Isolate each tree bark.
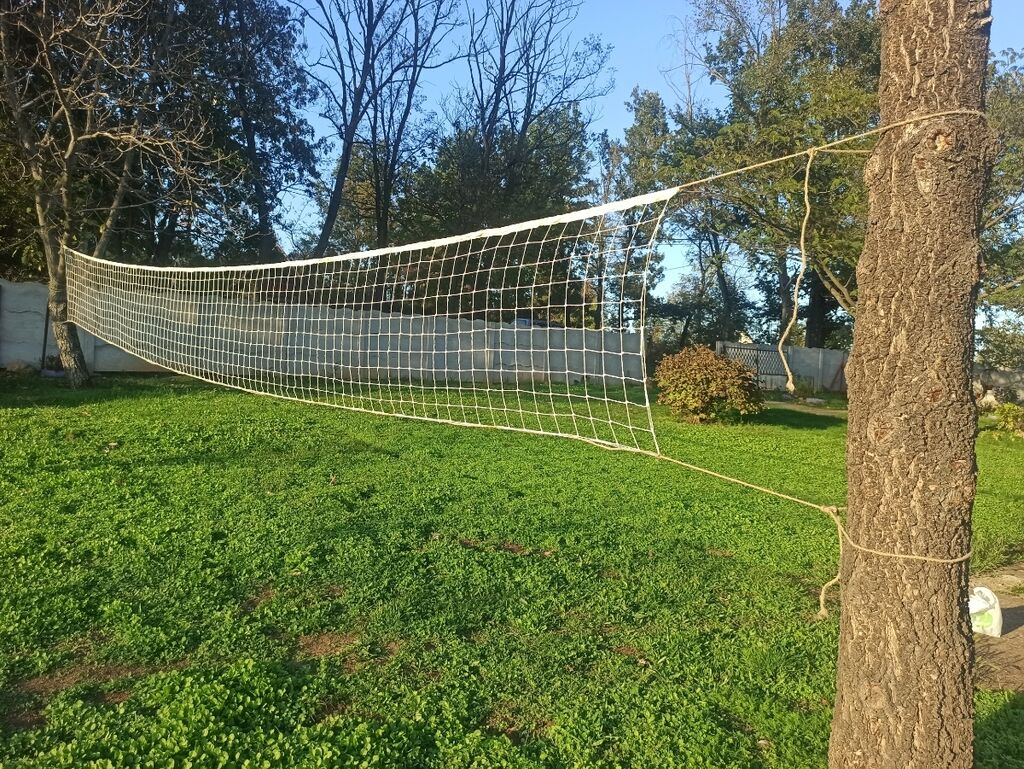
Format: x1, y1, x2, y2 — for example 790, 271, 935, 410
715, 261, 737, 341
34, 193, 90, 387
240, 105, 278, 263
38, 223, 89, 386
804, 272, 828, 349
775, 249, 792, 342
154, 209, 179, 265
828, 2, 994, 768
48, 270, 89, 387
312, 115, 362, 259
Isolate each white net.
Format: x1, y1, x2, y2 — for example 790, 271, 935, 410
66, 188, 674, 452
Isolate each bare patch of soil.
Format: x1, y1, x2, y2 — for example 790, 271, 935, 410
296, 631, 359, 659
6, 658, 187, 730
1, 708, 45, 732
18, 663, 163, 697
613, 644, 652, 667
241, 585, 276, 613
93, 689, 132, 706
485, 703, 525, 743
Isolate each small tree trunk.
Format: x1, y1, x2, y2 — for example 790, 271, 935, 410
48, 272, 89, 387
715, 261, 736, 340
374, 175, 393, 249
35, 194, 90, 386
312, 125, 360, 259
804, 273, 828, 349
154, 209, 179, 265
775, 250, 792, 342
828, 2, 994, 768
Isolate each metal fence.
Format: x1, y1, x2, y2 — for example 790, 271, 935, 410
717, 343, 788, 378
716, 341, 849, 393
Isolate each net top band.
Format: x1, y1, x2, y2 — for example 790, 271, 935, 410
64, 186, 679, 274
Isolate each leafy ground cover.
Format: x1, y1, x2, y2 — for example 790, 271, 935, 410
1, 374, 1022, 768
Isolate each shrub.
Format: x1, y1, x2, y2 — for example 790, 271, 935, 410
995, 403, 1024, 435
654, 345, 765, 422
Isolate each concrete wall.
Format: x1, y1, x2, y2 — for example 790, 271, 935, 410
0, 279, 164, 372
717, 340, 1024, 399
976, 366, 1024, 401
2, 279, 643, 386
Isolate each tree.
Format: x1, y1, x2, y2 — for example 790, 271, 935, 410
979, 51, 1024, 314
0, 0, 215, 385
0, 143, 41, 280
977, 317, 1024, 369
452, 0, 609, 228
196, 0, 317, 263
677, 0, 878, 340
397, 104, 594, 322
407, 106, 594, 240
607, 89, 672, 328
828, 2, 994, 767
301, 0, 430, 259
363, 0, 458, 248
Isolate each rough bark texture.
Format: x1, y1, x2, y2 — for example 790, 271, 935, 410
35, 202, 90, 387
41, 224, 89, 386
48, 273, 89, 388
828, 2, 994, 768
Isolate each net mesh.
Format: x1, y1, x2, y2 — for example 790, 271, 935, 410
66, 189, 674, 452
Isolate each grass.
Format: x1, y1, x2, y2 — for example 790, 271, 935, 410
0, 374, 1022, 768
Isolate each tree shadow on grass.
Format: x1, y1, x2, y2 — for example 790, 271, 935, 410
747, 406, 847, 431
975, 691, 1024, 768
0, 373, 211, 410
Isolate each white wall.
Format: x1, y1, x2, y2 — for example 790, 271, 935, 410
976, 366, 1024, 401
717, 340, 1024, 398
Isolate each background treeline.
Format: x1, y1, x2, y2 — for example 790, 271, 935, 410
2, 0, 1022, 383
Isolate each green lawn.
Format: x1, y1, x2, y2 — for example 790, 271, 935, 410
1, 375, 1022, 768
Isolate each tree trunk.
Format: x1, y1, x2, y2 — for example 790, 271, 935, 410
40, 229, 89, 386
715, 261, 736, 340
240, 107, 278, 263
311, 119, 361, 259
48, 271, 89, 387
828, 2, 993, 768
775, 249, 792, 342
375, 174, 393, 249
804, 272, 828, 349
34, 193, 89, 386
154, 209, 179, 265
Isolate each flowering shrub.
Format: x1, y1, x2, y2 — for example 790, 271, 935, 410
995, 403, 1024, 435
654, 345, 764, 422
